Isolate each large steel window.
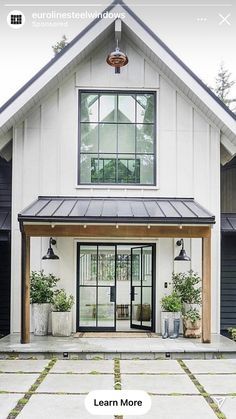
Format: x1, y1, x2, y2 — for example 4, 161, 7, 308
78, 91, 156, 185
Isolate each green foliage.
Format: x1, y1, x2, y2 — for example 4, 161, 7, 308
30, 270, 59, 304
228, 327, 236, 341
161, 292, 182, 312
214, 62, 236, 109
172, 270, 202, 304
52, 35, 68, 56
52, 289, 74, 312
184, 308, 201, 323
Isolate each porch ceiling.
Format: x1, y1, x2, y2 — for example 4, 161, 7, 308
18, 196, 215, 225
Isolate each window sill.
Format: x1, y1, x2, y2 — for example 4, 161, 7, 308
75, 184, 159, 190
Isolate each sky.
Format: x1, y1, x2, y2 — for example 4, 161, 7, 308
0, 0, 235, 107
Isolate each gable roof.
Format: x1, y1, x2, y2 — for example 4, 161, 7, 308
0, 0, 236, 152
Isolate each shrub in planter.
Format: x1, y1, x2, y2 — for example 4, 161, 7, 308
228, 328, 236, 341
51, 289, 74, 337
172, 270, 202, 312
30, 270, 59, 336
183, 308, 201, 338
161, 293, 182, 336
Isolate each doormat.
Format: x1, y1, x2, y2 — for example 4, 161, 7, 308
74, 332, 159, 338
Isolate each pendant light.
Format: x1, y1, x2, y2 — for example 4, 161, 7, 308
106, 40, 128, 74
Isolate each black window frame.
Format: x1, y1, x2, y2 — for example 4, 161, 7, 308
78, 90, 157, 186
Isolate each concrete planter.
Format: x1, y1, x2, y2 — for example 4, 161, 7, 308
161, 311, 182, 335
52, 311, 72, 337
184, 318, 201, 338
32, 303, 51, 336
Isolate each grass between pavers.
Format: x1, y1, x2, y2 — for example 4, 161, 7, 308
7, 358, 57, 419
114, 359, 123, 419
178, 360, 227, 419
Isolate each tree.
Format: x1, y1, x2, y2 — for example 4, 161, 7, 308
52, 35, 68, 56
214, 62, 236, 111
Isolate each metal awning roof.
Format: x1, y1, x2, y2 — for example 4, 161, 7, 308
0, 209, 11, 231
18, 197, 215, 225
221, 213, 236, 232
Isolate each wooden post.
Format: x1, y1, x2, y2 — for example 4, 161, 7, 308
21, 233, 30, 344
202, 231, 211, 343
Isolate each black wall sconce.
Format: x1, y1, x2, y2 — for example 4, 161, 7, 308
42, 237, 59, 260
174, 239, 191, 261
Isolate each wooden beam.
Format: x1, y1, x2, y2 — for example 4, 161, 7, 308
21, 233, 30, 344
202, 233, 211, 343
23, 224, 211, 239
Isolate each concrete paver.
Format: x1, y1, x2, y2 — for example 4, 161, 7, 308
196, 374, 236, 394
121, 374, 199, 394
124, 395, 217, 419
50, 360, 114, 374
0, 360, 49, 372
36, 373, 114, 393
17, 394, 114, 419
0, 394, 24, 419
185, 359, 236, 373
120, 360, 183, 374
214, 396, 236, 419
0, 373, 39, 392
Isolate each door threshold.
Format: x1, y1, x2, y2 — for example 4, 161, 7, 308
74, 332, 157, 338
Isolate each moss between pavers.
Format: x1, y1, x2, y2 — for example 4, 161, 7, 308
178, 360, 227, 419
7, 357, 58, 419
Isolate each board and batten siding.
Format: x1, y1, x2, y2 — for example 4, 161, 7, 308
11, 34, 221, 333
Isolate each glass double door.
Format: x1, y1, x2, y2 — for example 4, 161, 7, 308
77, 244, 154, 331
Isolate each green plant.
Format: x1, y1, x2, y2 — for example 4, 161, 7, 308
172, 270, 202, 304
161, 293, 182, 312
184, 308, 201, 323
228, 327, 236, 341
30, 270, 59, 304
52, 289, 74, 312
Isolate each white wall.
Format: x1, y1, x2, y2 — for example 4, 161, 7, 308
11, 33, 221, 333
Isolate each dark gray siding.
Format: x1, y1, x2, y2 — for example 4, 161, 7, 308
0, 157, 11, 336
221, 157, 236, 213
221, 234, 236, 330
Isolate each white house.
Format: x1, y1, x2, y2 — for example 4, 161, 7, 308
0, 0, 236, 343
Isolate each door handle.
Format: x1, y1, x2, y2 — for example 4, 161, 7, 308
131, 286, 137, 301
110, 286, 115, 303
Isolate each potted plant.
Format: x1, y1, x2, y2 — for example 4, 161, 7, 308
172, 270, 202, 312
161, 292, 182, 338
51, 289, 74, 337
30, 270, 59, 336
183, 308, 201, 338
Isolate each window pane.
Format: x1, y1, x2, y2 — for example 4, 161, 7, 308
118, 95, 135, 123
79, 287, 96, 327
98, 246, 116, 285
92, 155, 117, 183
118, 155, 140, 184
137, 94, 154, 123
81, 93, 98, 122
80, 246, 97, 285
138, 154, 154, 184
118, 124, 135, 153
99, 124, 117, 153
137, 124, 154, 153
80, 154, 98, 183
81, 123, 98, 152
100, 94, 117, 122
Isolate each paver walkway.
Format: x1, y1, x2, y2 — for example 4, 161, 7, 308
0, 358, 235, 418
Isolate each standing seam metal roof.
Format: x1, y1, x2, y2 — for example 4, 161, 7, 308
18, 196, 215, 224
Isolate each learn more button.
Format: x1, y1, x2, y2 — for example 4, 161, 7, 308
85, 390, 151, 416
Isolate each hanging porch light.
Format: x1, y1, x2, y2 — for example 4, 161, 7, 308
106, 40, 128, 74
42, 237, 59, 260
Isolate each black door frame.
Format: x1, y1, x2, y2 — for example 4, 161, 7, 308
76, 242, 156, 332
